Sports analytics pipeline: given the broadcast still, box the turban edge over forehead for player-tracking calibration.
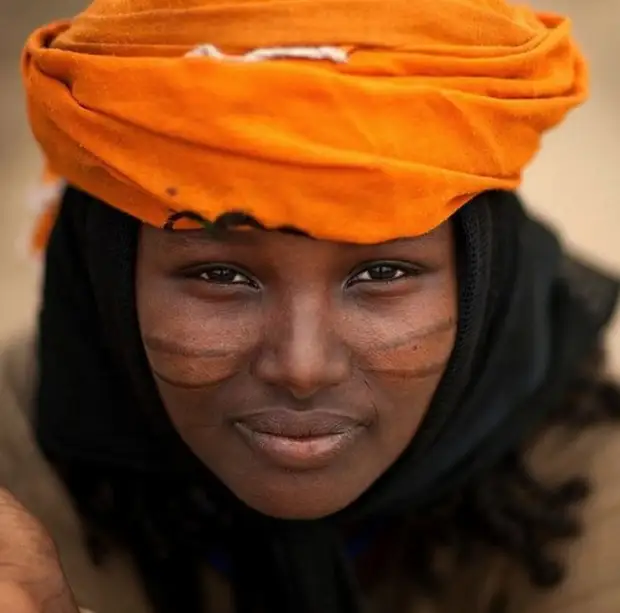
[23,0,587,245]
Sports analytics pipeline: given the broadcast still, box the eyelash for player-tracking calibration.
[196,266,259,288]
[346,262,419,287]
[190,262,420,289]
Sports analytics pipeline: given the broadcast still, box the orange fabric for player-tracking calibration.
[30,166,64,253]
[23,0,588,245]
[32,201,60,253]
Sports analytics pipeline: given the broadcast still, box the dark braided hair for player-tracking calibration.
[163,209,312,237]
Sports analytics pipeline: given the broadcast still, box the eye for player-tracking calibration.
[347,262,418,287]
[196,265,257,287]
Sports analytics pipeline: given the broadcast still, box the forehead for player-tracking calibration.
[139,218,455,259]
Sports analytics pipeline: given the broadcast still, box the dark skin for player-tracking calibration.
[136,221,458,519]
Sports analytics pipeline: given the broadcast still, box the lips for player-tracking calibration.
[234,410,364,470]
[236,410,360,438]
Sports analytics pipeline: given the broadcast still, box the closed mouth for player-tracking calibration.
[234,410,364,470]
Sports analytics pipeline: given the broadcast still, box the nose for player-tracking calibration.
[253,293,350,399]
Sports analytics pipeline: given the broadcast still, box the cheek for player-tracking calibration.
[136,278,261,387]
[344,276,457,378]
[360,327,456,463]
[342,278,457,449]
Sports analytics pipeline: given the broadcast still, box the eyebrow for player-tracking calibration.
[160,229,440,254]
[161,229,251,248]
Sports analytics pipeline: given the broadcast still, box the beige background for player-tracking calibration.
[1,0,619,369]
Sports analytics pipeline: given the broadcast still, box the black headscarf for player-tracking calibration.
[35,188,619,613]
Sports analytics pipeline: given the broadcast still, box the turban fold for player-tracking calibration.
[23,0,587,246]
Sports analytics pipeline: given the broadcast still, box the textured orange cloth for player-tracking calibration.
[30,166,64,252]
[23,0,587,245]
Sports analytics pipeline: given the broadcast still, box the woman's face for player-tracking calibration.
[136,223,457,519]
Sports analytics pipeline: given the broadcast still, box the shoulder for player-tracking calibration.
[0,334,152,613]
[526,409,620,613]
[477,360,620,613]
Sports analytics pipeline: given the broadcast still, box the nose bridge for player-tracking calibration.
[285,290,330,361]
[256,285,349,396]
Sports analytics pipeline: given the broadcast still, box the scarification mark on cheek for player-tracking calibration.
[143,335,253,389]
[352,318,456,374]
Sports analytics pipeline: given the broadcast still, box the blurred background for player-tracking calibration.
[1,0,619,370]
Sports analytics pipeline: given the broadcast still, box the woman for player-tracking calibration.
[1,0,619,611]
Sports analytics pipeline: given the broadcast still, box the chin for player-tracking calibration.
[225,473,366,520]
[186,435,383,519]
[239,491,354,520]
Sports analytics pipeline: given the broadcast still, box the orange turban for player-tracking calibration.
[23,0,587,246]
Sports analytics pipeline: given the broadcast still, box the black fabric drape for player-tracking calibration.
[35,188,619,613]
